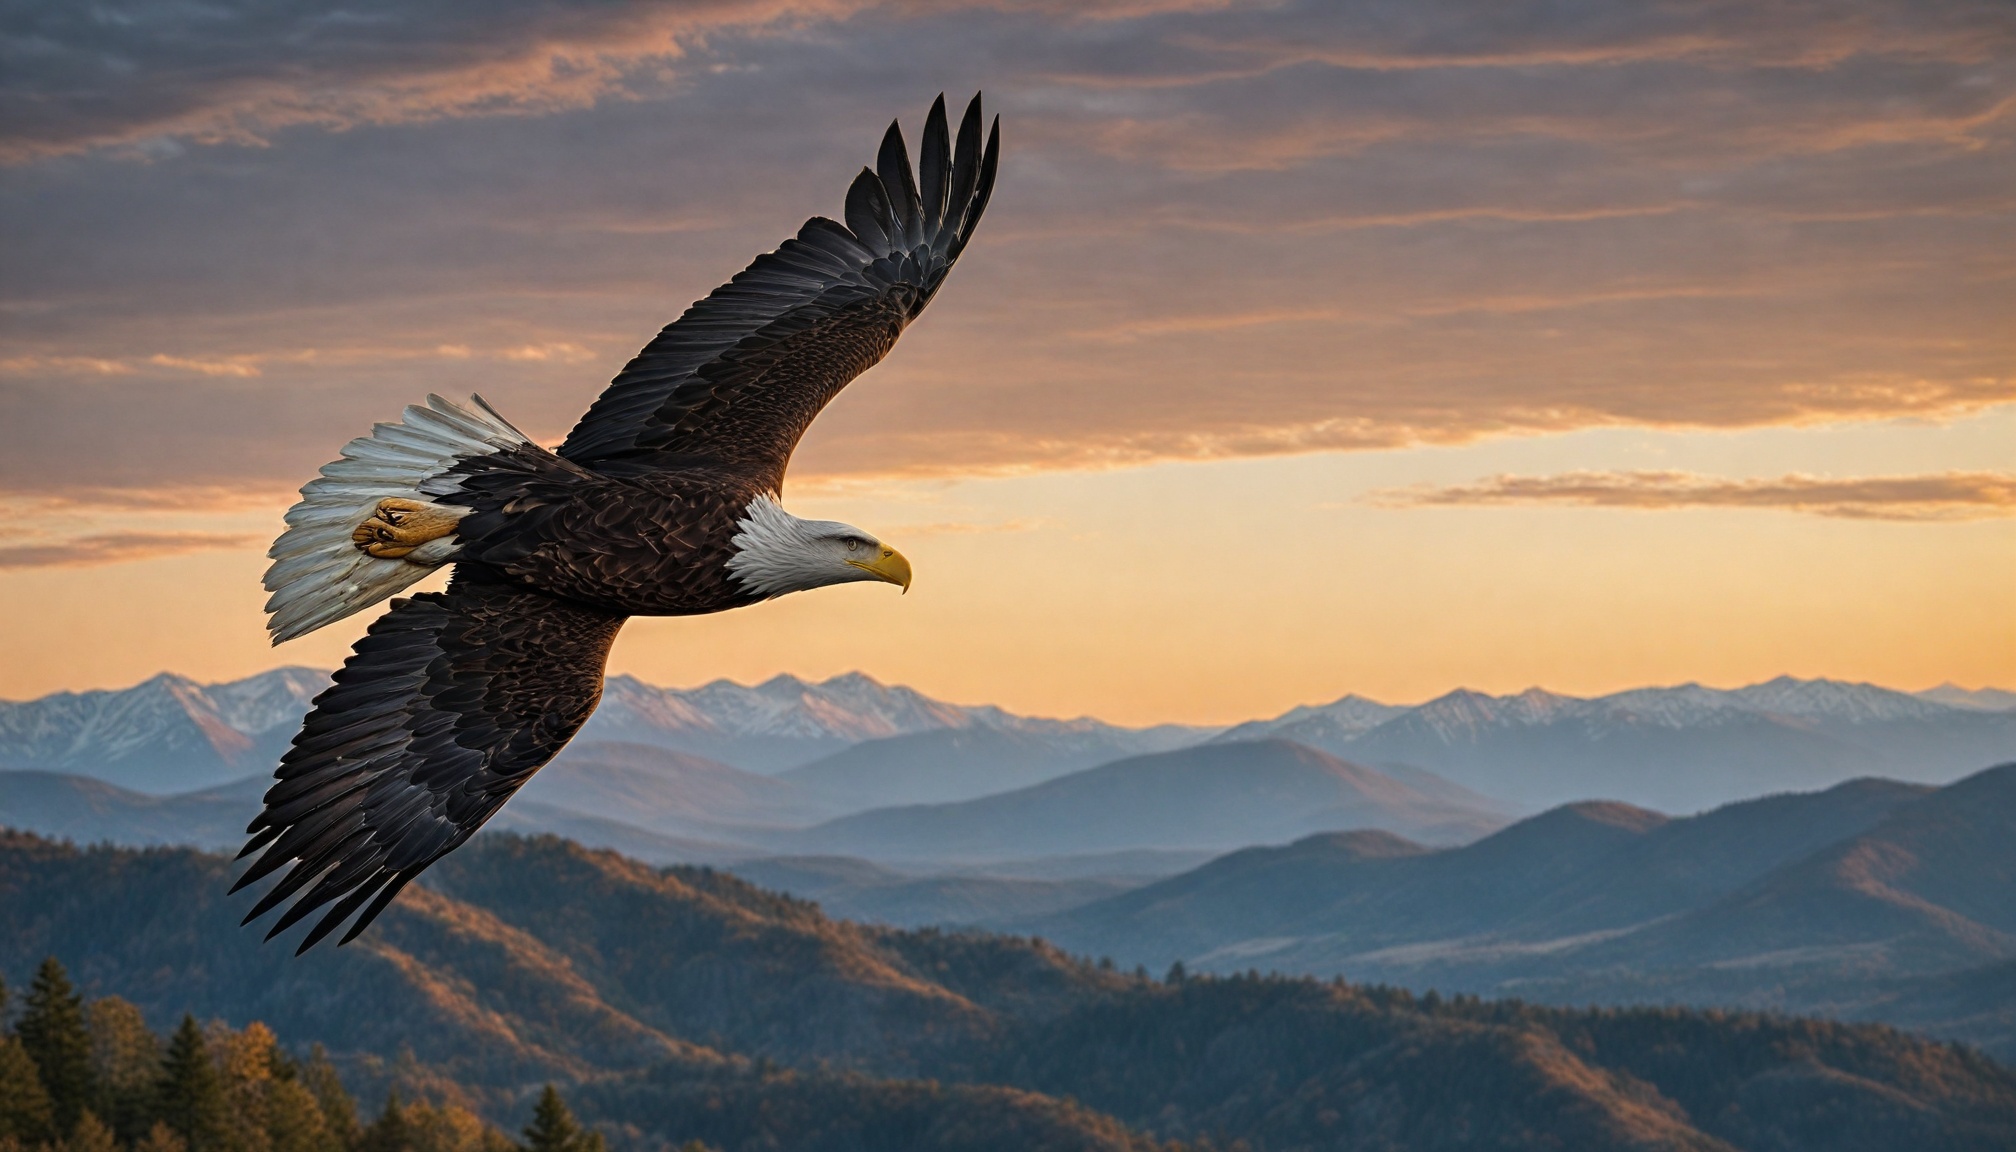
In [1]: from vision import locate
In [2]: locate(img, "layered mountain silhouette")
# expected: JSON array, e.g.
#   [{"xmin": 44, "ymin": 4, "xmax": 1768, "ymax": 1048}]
[
  {"xmin": 0, "ymin": 667, "xmax": 1209, "ymax": 795},
  {"xmin": 0, "ymin": 769, "xmax": 265, "ymax": 848},
  {"xmin": 726, "ymin": 855, "xmax": 1139, "ymax": 926},
  {"xmin": 1228, "ymin": 677, "xmax": 2016, "ymax": 811},
  {"xmin": 780, "ymin": 724, "xmax": 1199, "ymax": 807},
  {"xmin": 1027, "ymin": 763, "xmax": 2016, "ymax": 1059},
  {"xmin": 5, "ymin": 829, "xmax": 2016, "ymax": 1151},
  {"xmin": 8, "ymin": 668, "xmax": 2013, "ymax": 818},
  {"xmin": 786, "ymin": 740, "xmax": 1508, "ymax": 862}
]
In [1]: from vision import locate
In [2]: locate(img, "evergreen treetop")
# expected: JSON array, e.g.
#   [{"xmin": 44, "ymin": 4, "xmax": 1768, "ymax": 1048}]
[
  {"xmin": 520, "ymin": 1086, "xmax": 600, "ymax": 1152},
  {"xmin": 157, "ymin": 1016, "xmax": 226, "ymax": 1152},
  {"xmin": 354, "ymin": 1090, "xmax": 409, "ymax": 1152},
  {"xmin": 0, "ymin": 1035, "xmax": 56, "ymax": 1145},
  {"xmin": 17, "ymin": 957, "xmax": 95, "ymax": 1134}
]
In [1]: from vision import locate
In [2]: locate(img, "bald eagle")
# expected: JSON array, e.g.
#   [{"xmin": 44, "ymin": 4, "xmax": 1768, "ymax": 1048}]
[{"xmin": 233, "ymin": 94, "xmax": 1000, "ymax": 953}]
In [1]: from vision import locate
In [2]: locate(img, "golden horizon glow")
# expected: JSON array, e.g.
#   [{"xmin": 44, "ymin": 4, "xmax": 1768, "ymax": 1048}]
[{"xmin": 5, "ymin": 411, "xmax": 2012, "ymax": 725}]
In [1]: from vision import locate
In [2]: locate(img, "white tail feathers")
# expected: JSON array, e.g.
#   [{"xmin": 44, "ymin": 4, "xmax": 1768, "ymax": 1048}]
[{"xmin": 265, "ymin": 394, "xmax": 531, "ymax": 644}]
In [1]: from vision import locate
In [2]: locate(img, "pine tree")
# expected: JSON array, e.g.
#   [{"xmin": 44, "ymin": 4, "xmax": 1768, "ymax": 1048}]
[
  {"xmin": 353, "ymin": 1092, "xmax": 410, "ymax": 1152},
  {"xmin": 158, "ymin": 1016, "xmax": 227, "ymax": 1152},
  {"xmin": 518, "ymin": 1087, "xmax": 594, "ymax": 1152},
  {"xmin": 16, "ymin": 958, "xmax": 95, "ymax": 1133},
  {"xmin": 0, "ymin": 1035, "xmax": 56, "ymax": 1145}
]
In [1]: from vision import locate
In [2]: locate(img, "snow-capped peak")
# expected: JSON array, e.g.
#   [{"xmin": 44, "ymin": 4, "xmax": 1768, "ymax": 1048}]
[{"xmin": 1723, "ymin": 676, "xmax": 1954, "ymax": 723}]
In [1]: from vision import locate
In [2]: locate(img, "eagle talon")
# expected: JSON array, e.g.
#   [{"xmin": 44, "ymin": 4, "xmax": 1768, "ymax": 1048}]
[{"xmin": 352, "ymin": 498, "xmax": 460, "ymax": 559}]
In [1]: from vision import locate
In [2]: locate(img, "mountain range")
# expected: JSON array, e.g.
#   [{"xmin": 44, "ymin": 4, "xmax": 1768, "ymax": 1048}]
[
  {"xmin": 784, "ymin": 739, "xmax": 1506, "ymax": 861},
  {"xmin": 0, "ymin": 668, "xmax": 1209, "ymax": 795},
  {"xmin": 1025, "ymin": 761, "xmax": 2016, "ymax": 1060},
  {"xmin": 0, "ymin": 669, "xmax": 326, "ymax": 793},
  {"xmin": 7, "ymin": 668, "xmax": 2012, "ymax": 818},
  {"xmin": 583, "ymin": 671, "xmax": 1207, "ymax": 774},
  {"xmin": 1222, "ymin": 676, "xmax": 2016, "ymax": 811},
  {"xmin": 6, "ymin": 829, "xmax": 2015, "ymax": 1151},
  {"xmin": 0, "ymin": 735, "xmax": 1509, "ymax": 883}
]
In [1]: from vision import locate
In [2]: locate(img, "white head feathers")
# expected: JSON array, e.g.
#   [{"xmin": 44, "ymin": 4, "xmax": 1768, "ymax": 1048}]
[{"xmin": 726, "ymin": 494, "xmax": 911, "ymax": 599}]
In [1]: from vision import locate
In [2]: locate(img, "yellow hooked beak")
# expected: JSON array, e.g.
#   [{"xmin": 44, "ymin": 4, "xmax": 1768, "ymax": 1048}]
[{"xmin": 847, "ymin": 546, "xmax": 912, "ymax": 593}]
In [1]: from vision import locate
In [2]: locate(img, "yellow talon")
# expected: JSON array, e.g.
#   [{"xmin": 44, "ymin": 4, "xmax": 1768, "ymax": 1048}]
[{"xmin": 352, "ymin": 498, "xmax": 461, "ymax": 559}]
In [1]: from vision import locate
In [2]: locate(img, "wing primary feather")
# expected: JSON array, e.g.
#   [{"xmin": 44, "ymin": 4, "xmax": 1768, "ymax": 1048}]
[
  {"xmin": 338, "ymin": 868, "xmax": 424, "ymax": 946},
  {"xmin": 265, "ymin": 852, "xmax": 376, "ymax": 939},
  {"xmin": 233, "ymin": 823, "xmax": 331, "ymax": 892},
  {"xmin": 553, "ymin": 93, "xmax": 999, "ymax": 472},
  {"xmin": 945, "ymin": 95, "xmax": 984, "ymax": 247},
  {"xmin": 844, "ymin": 168, "xmax": 894, "ymax": 250},
  {"xmin": 919, "ymin": 94, "xmax": 950, "ymax": 237},
  {"xmin": 241, "ymin": 839, "xmax": 360, "ymax": 925},
  {"xmin": 236, "ymin": 824, "xmax": 282, "ymax": 860},
  {"xmin": 877, "ymin": 120, "xmax": 923, "ymax": 250},
  {"xmin": 296, "ymin": 872, "xmax": 397, "ymax": 955},
  {"xmin": 955, "ymin": 115, "xmax": 1002, "ymax": 259}
]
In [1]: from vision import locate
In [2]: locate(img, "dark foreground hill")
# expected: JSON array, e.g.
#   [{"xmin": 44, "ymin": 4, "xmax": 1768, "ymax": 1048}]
[{"xmin": 3, "ymin": 831, "xmax": 2015, "ymax": 1150}]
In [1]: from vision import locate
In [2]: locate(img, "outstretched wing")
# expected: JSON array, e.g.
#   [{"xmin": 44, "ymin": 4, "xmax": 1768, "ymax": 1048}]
[
  {"xmin": 557, "ymin": 93, "xmax": 1000, "ymax": 486},
  {"xmin": 232, "ymin": 574, "xmax": 626, "ymax": 953}
]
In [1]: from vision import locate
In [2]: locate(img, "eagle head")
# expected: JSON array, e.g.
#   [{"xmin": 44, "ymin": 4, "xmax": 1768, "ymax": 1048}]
[{"xmin": 725, "ymin": 494, "xmax": 911, "ymax": 599}]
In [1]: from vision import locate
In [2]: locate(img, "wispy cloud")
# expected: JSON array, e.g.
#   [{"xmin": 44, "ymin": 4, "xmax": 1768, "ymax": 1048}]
[
  {"xmin": 0, "ymin": 531, "xmax": 257, "ymax": 570},
  {"xmin": 0, "ymin": 0, "xmax": 1236, "ymax": 163},
  {"xmin": 0, "ymin": 0, "xmax": 865, "ymax": 163},
  {"xmin": 3, "ymin": 0, "xmax": 2014, "ymax": 503},
  {"xmin": 8, "ymin": 487, "xmax": 293, "ymax": 514},
  {"xmin": 1367, "ymin": 470, "xmax": 2016, "ymax": 521},
  {"xmin": 1, "ymin": 341, "xmax": 597, "ymax": 381}
]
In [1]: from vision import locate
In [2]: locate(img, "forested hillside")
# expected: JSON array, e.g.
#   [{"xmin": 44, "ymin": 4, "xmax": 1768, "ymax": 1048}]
[
  {"xmin": 3, "ymin": 831, "xmax": 2015, "ymax": 1150},
  {"xmin": 0, "ymin": 957, "xmax": 624, "ymax": 1152}
]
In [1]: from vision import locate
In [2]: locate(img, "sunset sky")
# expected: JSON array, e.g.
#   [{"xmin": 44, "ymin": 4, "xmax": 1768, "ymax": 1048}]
[{"xmin": 2, "ymin": 0, "xmax": 2012, "ymax": 724}]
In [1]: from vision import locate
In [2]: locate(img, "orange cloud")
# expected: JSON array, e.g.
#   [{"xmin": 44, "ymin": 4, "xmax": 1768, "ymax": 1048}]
[
  {"xmin": 0, "ymin": 531, "xmax": 257, "ymax": 570},
  {"xmin": 5, "ymin": 0, "xmax": 2013, "ymax": 510},
  {"xmin": 1367, "ymin": 470, "xmax": 2016, "ymax": 521}
]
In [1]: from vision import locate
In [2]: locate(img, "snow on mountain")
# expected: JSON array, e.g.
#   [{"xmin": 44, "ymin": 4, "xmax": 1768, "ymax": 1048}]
[
  {"xmin": 6, "ymin": 664, "xmax": 2008, "ymax": 812},
  {"xmin": 1229, "ymin": 677, "xmax": 1967, "ymax": 751},
  {"xmin": 582, "ymin": 670, "xmax": 1211, "ymax": 772},
  {"xmin": 1917, "ymin": 684, "xmax": 2016, "ymax": 713},
  {"xmin": 201, "ymin": 667, "xmax": 328, "ymax": 734},
  {"xmin": 596, "ymin": 672, "xmax": 975, "ymax": 744},
  {"xmin": 1207, "ymin": 677, "xmax": 2011, "ymax": 813},
  {"xmin": 1211, "ymin": 694, "xmax": 1408, "ymax": 746},
  {"xmin": 1721, "ymin": 675, "xmax": 1956, "ymax": 723},
  {"xmin": 0, "ymin": 666, "xmax": 1207, "ymax": 786},
  {"xmin": 0, "ymin": 668, "xmax": 327, "ymax": 793},
  {"xmin": 1383, "ymin": 688, "xmax": 1586, "ymax": 743},
  {"xmin": 1590, "ymin": 684, "xmax": 1761, "ymax": 727}
]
